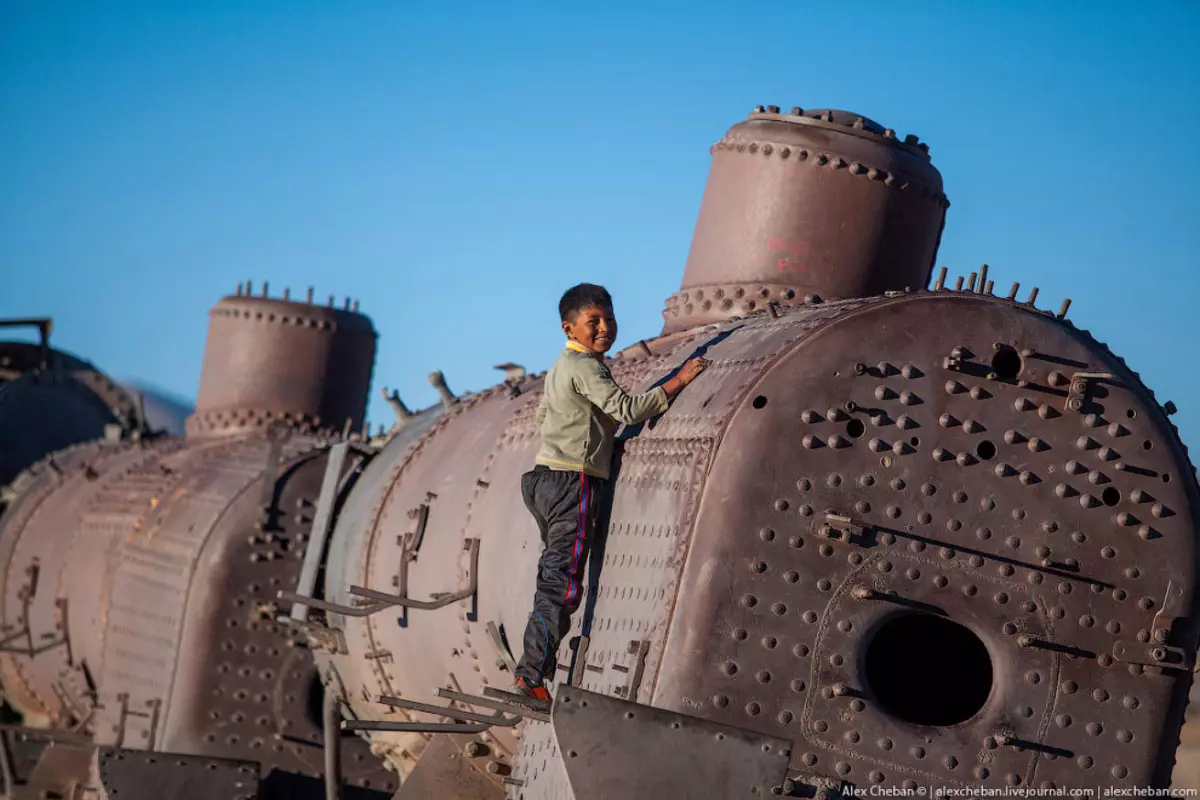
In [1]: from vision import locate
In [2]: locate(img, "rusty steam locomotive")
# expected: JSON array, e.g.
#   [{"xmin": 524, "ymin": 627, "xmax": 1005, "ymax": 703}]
[{"xmin": 1, "ymin": 106, "xmax": 1196, "ymax": 800}]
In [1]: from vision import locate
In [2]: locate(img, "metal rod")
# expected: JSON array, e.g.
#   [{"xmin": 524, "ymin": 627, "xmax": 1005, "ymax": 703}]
[
  {"xmin": 342, "ymin": 719, "xmax": 489, "ymax": 733},
  {"xmin": 978, "ymin": 264, "xmax": 989, "ymax": 294},
  {"xmin": 933, "ymin": 267, "xmax": 948, "ymax": 290},
  {"xmin": 1058, "ymin": 298, "xmax": 1072, "ymax": 319},
  {"xmin": 954, "ymin": 276, "xmax": 964, "ymax": 291},
  {"xmin": 984, "ymin": 280, "xmax": 994, "ymax": 295},
  {"xmin": 1027, "ymin": 287, "xmax": 1040, "ymax": 305},
  {"xmin": 324, "ymin": 690, "xmax": 343, "ymax": 800},
  {"xmin": 376, "ymin": 696, "xmax": 521, "ymax": 727},
  {"xmin": 349, "ymin": 539, "xmax": 480, "ymax": 610},
  {"xmin": 276, "ymin": 590, "xmax": 387, "ymax": 618},
  {"xmin": 1008, "ymin": 282, "xmax": 1020, "ymax": 300},
  {"xmin": 967, "ymin": 272, "xmax": 977, "ymax": 292},
  {"xmin": 436, "ymin": 689, "xmax": 551, "ymax": 723}
]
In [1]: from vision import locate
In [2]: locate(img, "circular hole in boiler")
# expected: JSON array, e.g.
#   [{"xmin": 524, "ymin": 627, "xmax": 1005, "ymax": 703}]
[
  {"xmin": 1102, "ymin": 487, "xmax": 1121, "ymax": 507},
  {"xmin": 846, "ymin": 419, "xmax": 866, "ymax": 439},
  {"xmin": 1142, "ymin": 441, "xmax": 1153, "ymax": 451},
  {"xmin": 865, "ymin": 613, "xmax": 992, "ymax": 727},
  {"xmin": 976, "ymin": 440, "xmax": 997, "ymax": 460},
  {"xmin": 753, "ymin": 395, "xmax": 768, "ymax": 409},
  {"xmin": 990, "ymin": 347, "xmax": 1023, "ymax": 381}
]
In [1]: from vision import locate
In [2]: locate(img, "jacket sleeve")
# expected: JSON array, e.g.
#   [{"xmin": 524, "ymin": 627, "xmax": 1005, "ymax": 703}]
[
  {"xmin": 536, "ymin": 396, "xmax": 547, "ymax": 426},
  {"xmin": 571, "ymin": 357, "xmax": 669, "ymax": 425}
]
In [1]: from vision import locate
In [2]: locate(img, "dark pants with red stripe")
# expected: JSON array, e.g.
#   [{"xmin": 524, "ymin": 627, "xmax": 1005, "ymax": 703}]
[{"xmin": 514, "ymin": 465, "xmax": 607, "ymax": 687}]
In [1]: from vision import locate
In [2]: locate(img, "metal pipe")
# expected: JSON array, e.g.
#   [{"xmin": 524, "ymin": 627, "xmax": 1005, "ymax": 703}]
[
  {"xmin": 324, "ymin": 688, "xmax": 343, "ymax": 800},
  {"xmin": 933, "ymin": 267, "xmax": 947, "ymax": 290}
]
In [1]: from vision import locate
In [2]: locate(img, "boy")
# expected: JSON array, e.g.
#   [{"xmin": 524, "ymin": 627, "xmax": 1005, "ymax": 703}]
[{"xmin": 511, "ymin": 283, "xmax": 708, "ymax": 702}]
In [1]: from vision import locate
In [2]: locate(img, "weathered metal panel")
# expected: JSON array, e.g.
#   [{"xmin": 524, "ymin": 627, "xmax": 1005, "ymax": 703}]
[
  {"xmin": 552, "ymin": 686, "xmax": 791, "ymax": 799},
  {"xmin": 656, "ymin": 294, "xmax": 1198, "ymax": 791},
  {"xmin": 187, "ymin": 293, "xmax": 377, "ymax": 438},
  {"xmin": 392, "ymin": 734, "xmax": 503, "ymax": 800},
  {"xmin": 0, "ymin": 337, "xmax": 140, "ymax": 487},
  {"xmin": 665, "ymin": 108, "xmax": 946, "ymax": 332}
]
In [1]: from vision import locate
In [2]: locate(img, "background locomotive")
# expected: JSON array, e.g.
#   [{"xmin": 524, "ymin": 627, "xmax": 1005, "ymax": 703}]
[{"xmin": 1, "ymin": 106, "xmax": 1197, "ymax": 799}]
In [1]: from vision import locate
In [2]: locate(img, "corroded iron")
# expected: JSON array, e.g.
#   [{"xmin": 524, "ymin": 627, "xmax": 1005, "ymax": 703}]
[
  {"xmin": 187, "ymin": 289, "xmax": 377, "ymax": 438},
  {"xmin": 306, "ymin": 283, "xmax": 1197, "ymax": 796},
  {"xmin": 663, "ymin": 107, "xmax": 948, "ymax": 333},
  {"xmin": 0, "ymin": 294, "xmax": 395, "ymax": 800},
  {"xmin": 0, "ymin": 320, "xmax": 143, "ymax": 489}
]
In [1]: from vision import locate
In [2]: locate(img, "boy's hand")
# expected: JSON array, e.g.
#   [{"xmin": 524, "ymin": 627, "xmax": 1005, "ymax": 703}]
[{"xmin": 679, "ymin": 357, "xmax": 709, "ymax": 385}]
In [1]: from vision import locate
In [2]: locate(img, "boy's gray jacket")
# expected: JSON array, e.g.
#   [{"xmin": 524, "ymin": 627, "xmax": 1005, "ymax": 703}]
[{"xmin": 534, "ymin": 342, "xmax": 668, "ymax": 479}]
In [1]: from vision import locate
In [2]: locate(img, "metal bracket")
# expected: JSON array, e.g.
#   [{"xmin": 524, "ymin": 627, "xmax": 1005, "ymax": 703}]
[
  {"xmin": 280, "ymin": 538, "xmax": 482, "ymax": 618},
  {"xmin": 614, "ymin": 640, "xmax": 650, "ymax": 700},
  {"xmin": 0, "ymin": 571, "xmax": 70, "ymax": 658},
  {"xmin": 553, "ymin": 686, "xmax": 792, "ymax": 800},
  {"xmin": 486, "ymin": 621, "xmax": 518, "ymax": 674},
  {"xmin": 343, "ymin": 686, "xmax": 547, "ymax": 735},
  {"xmin": 1064, "ymin": 371, "xmax": 1113, "ymax": 413},
  {"xmin": 1112, "ymin": 580, "xmax": 1197, "ymax": 672},
  {"xmin": 569, "ymin": 635, "xmax": 591, "ymax": 687},
  {"xmin": 289, "ymin": 441, "xmax": 354, "ymax": 622},
  {"xmin": 0, "ymin": 317, "xmax": 52, "ymax": 370},
  {"xmin": 814, "ymin": 513, "xmax": 868, "ymax": 547}
]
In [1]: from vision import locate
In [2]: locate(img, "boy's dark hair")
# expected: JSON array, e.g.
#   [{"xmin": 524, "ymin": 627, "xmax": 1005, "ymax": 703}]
[{"xmin": 559, "ymin": 283, "xmax": 613, "ymax": 322}]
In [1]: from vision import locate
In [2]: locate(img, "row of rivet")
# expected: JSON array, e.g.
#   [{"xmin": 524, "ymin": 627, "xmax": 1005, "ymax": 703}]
[
  {"xmin": 748, "ymin": 105, "xmax": 924, "ymax": 149},
  {"xmin": 710, "ymin": 138, "xmax": 949, "ymax": 207}
]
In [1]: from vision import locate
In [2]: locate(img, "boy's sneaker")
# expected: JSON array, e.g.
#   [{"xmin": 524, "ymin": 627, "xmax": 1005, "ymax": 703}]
[{"xmin": 510, "ymin": 676, "xmax": 552, "ymax": 703}]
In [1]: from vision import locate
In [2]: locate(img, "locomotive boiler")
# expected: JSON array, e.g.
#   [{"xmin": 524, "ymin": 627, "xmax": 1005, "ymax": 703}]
[
  {"xmin": 0, "ymin": 317, "xmax": 150, "ymax": 494},
  {"xmin": 0, "ymin": 288, "xmax": 403, "ymax": 799},
  {"xmin": 275, "ymin": 108, "xmax": 1198, "ymax": 798},
  {"xmin": 0, "ymin": 105, "xmax": 1196, "ymax": 800}
]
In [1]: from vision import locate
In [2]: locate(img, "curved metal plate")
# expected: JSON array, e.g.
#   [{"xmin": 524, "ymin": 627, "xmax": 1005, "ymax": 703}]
[{"xmin": 552, "ymin": 686, "xmax": 791, "ymax": 799}]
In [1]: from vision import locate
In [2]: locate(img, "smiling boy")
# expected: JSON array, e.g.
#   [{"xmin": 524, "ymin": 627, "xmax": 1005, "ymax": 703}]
[{"xmin": 511, "ymin": 283, "xmax": 707, "ymax": 701}]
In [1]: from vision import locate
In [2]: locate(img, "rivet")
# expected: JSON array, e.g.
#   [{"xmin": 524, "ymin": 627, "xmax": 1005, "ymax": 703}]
[{"xmin": 945, "ymin": 380, "xmax": 966, "ymax": 395}]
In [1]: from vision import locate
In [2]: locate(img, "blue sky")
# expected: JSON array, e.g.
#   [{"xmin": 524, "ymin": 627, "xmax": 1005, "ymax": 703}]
[{"xmin": 2, "ymin": 1, "xmax": 1198, "ymax": 452}]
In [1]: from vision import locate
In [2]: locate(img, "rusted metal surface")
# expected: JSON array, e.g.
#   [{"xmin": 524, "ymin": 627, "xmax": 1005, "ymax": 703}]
[
  {"xmin": 664, "ymin": 107, "xmax": 947, "ymax": 333},
  {"xmin": 656, "ymin": 292, "xmax": 1198, "ymax": 792},
  {"xmin": 0, "ymin": 288, "xmax": 397, "ymax": 798},
  {"xmin": 0, "ymin": 431, "xmax": 397, "ymax": 798},
  {"xmin": 97, "ymin": 747, "xmax": 262, "ymax": 800},
  {"xmin": 187, "ymin": 289, "xmax": 377, "ymax": 439},
  {"xmin": 390, "ymin": 734, "xmax": 502, "ymax": 800},
  {"xmin": 301, "ymin": 284, "xmax": 1196, "ymax": 798},
  {"xmin": 0, "ymin": 334, "xmax": 141, "ymax": 489},
  {"xmin": 553, "ymin": 685, "xmax": 792, "ymax": 799},
  {"xmin": 0, "ymin": 730, "xmax": 262, "ymax": 800}
]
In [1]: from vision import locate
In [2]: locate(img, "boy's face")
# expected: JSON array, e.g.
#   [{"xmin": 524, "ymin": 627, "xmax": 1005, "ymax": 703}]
[{"xmin": 563, "ymin": 304, "xmax": 617, "ymax": 355}]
